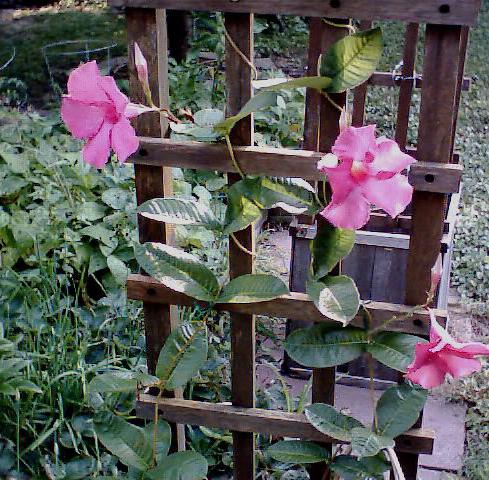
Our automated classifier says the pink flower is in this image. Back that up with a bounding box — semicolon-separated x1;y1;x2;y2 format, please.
134;42;150;96
430;254;443;295
405;310;489;389
318;125;416;230
61;61;153;168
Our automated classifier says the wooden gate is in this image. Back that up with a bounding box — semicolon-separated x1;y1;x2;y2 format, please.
110;1;480;478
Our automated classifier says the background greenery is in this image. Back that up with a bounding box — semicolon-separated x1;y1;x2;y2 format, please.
0;1;488;478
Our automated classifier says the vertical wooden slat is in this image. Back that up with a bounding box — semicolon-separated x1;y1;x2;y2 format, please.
351;20;373;127
224;12;255;480
394;23;419;149
401;24;463;480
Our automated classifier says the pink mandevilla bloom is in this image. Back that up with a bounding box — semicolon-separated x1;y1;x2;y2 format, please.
134;42;150;93
318;125;416;230
405;310;489;389
61;61;153;168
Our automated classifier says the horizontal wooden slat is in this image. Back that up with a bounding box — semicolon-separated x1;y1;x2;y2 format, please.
132;139;462;193
127;274;447;336
408;162;462;193
369;72;471;91
136;395;435;454
108;0;480;26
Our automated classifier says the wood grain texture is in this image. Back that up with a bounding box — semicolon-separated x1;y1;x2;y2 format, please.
369;71;470;90
130;138;461;192
225;12;256;480
135;396;435;455
394;23;420;149
108;0;481;26
405;25;464;307
126;274;448;336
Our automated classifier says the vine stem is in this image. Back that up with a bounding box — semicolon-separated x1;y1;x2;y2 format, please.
223;26;258;80
225;135;246;178
320;91;344;114
386;447;406;480
322;18;357;34
230;232;255;257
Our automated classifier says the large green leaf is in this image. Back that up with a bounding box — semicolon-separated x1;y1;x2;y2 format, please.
260;75;332;93
305;403;363;442
267;440;330;464
307;276;360;326
330;455;390;480
223;180;263;234
134;242;220;302
93;411;152;470
156;322;208;390
217;274;289;303
143;421;172;463
89;371;158;394
367;332;424;372
313;222;355;280
350;427;394;458
214;91;279;136
257;177;316;214
138;198;222;230
320;28;383;93
375;384;428;438
144;451;208;480
284;324;368;368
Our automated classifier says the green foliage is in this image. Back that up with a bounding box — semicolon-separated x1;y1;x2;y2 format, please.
307;276;360;326
350;427;395;458
319;28;383;93
266;440;330;464
305;403;363;442
217;274;289;303
156;322;208;391
330;454;390;480
88;371;158;395
144;451;208;480
134;242;221;302
375;384;428;438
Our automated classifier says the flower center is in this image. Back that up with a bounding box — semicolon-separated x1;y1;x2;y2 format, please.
350;161;369;182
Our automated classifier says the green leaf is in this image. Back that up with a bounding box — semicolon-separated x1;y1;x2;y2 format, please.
93;411;152;470
76;201;107;222
284;324;367;368
267;440;330;464
257;177;316;213
260;75;332;92
368;332;425;372
313;222;355;280
102;188;132;210
107;255;130;285
156;322;208;390
223;181;262;234
89;371;158;394
193;109;224;127
144;451;208;480
80;224;117;248
143;421;172;463
214;91;279;136
375;384;428;438
305;403;363;442
134;242;220;302
217;274;289;303
320;28;383;93
350;427;394;458
330;455;390;480
138;198;222;230
307;276;360;326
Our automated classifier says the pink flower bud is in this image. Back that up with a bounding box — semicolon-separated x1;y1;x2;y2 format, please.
339;107;351;132
430;254;443;294
134;42;149;92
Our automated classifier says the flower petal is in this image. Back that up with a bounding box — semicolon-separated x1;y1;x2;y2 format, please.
134;42;150;89
453;342;489;357
371;138;416;174
61;97;105;139
125;103;157;119
110;118;139;164
82;122;112;168
438;352;482;379
405;361;447;389
361;174;413;218
332;125;377;163
320;188;371;230
406;342;433;372
98;75;129;115
324;160;355;204
67;61;108;104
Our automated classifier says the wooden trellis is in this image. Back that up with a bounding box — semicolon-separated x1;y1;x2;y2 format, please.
110;1;480;478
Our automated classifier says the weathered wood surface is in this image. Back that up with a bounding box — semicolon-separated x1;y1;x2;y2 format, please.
127;274;448;336
109;0;481;26
225;12;256;480
369;71;470;90
136;395;435;455
131;139;462;193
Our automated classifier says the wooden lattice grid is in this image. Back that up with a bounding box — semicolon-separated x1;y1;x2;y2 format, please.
110;1;481;479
